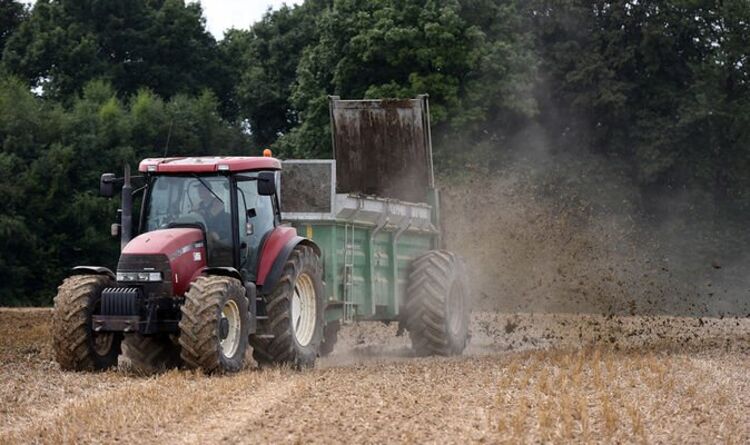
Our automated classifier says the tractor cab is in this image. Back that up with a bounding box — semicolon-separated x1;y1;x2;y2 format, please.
136;158;280;279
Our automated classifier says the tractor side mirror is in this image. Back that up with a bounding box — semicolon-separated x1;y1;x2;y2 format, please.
257;172;276;196
100;173;116;198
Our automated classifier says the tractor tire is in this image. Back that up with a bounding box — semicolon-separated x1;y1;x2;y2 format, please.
178;275;249;374
122;334;181;374
52;274;122;371
405;250;470;356
319;320;340;357
250;245;324;368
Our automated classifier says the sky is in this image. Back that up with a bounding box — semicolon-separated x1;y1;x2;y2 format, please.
196;0;304;38
19;0;305;40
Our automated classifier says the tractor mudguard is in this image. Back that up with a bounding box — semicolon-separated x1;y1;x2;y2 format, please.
202;267;243;282
71;266;116;280
257;227;320;295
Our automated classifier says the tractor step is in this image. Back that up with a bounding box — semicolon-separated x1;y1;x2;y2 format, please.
254;334;275;339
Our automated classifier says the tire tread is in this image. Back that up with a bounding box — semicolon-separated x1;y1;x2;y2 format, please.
405;250;469;356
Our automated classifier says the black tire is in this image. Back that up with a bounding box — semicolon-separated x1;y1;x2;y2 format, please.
319;320;340;357
178;275;249;374
250;245;324;368
405;250;470;356
52;274;122;371
122;334;181;374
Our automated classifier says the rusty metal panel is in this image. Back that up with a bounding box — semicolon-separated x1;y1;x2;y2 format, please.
329;96;434;203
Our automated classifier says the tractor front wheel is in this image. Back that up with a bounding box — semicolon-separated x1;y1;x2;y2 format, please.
250;245;324;368
52;274;122;371
178;275;249;374
405;250;470;356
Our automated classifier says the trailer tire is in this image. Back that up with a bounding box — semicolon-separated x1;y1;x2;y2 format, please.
122;334;181;374
52;275;122;371
319;320;340;357
405;251;469;356
179;275;249;374
251;245;324;368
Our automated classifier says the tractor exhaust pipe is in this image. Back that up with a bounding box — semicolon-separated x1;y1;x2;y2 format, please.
121;164;133;250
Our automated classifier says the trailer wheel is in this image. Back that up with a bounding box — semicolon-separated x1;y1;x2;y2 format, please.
122;334;181;374
319;320;340;357
251;245;324;368
405;251;469;356
52;275;122;371
178;275;249;374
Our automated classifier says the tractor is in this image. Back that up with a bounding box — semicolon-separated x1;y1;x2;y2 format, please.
52;96;470;373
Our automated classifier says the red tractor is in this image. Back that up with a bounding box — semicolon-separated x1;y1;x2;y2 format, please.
53;155;324;373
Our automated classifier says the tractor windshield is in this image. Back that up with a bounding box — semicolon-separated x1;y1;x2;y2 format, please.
145;175;232;266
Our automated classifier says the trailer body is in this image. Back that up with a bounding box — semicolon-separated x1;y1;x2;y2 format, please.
282;96;440;324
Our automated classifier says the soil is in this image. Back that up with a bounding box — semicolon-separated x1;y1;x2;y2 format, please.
1;308;748;444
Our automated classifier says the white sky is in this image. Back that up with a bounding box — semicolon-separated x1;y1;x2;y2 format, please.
20;0;305;40
195;0;304;39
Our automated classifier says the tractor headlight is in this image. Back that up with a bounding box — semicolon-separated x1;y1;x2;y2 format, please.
117;272;136;282
117;271;162;282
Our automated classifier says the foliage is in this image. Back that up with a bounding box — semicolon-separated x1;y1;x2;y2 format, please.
1;0;232;109
0;76;249;305
276;0;537;159
530;0;750;207
0;0;26;54
230;1;325;147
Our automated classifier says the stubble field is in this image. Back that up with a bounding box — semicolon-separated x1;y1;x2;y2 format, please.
1;308;748;444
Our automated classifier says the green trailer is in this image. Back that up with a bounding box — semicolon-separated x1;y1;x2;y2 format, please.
281;96;470;356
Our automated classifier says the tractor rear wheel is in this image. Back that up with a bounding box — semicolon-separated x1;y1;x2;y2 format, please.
178;275;249;374
122;334;181;374
405;250;469;356
52;274;122;371
250;245;324;368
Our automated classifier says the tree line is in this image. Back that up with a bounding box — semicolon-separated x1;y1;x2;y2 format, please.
0;0;748;304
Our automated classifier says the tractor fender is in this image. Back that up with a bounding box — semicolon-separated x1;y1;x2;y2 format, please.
70;266;115;280
257;227;320;294
202;267;243;282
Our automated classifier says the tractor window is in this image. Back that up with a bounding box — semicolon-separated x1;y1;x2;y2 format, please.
236;175;276;279
145;175;233;267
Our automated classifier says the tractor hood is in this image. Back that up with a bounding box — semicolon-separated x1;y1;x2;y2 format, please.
122;228;204;257
119;228;207;296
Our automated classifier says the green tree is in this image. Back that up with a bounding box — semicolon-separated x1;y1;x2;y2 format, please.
231;1;327;147
0;0;26;54
279;0;537;160
0;75;251;305
528;0;750;208
2;0;228;106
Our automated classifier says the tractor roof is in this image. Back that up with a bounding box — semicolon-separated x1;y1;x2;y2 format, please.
138;156;281;174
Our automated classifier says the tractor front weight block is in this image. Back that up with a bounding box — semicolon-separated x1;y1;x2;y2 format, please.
93;287;181;335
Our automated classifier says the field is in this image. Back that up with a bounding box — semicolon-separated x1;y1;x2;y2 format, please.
1;308;748;444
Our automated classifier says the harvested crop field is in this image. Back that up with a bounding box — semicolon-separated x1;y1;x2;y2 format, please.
1;308;749;444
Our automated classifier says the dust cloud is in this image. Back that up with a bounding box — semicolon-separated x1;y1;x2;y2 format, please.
439;126;750;318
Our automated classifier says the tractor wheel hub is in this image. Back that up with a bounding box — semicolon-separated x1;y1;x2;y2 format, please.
219;318;229;340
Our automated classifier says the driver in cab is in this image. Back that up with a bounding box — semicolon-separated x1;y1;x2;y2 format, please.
194;184;231;260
